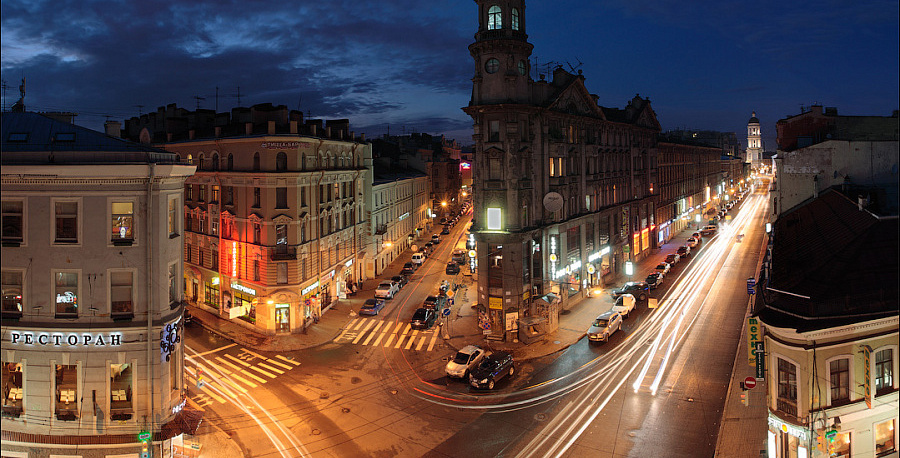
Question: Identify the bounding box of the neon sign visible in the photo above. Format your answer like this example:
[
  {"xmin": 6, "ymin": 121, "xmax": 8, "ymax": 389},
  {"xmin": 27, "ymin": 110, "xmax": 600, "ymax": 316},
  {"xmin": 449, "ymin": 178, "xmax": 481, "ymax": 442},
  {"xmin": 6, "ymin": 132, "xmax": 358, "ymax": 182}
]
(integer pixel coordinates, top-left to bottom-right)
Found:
[
  {"xmin": 10, "ymin": 331, "xmax": 122, "ymax": 347},
  {"xmin": 231, "ymin": 283, "xmax": 256, "ymax": 296}
]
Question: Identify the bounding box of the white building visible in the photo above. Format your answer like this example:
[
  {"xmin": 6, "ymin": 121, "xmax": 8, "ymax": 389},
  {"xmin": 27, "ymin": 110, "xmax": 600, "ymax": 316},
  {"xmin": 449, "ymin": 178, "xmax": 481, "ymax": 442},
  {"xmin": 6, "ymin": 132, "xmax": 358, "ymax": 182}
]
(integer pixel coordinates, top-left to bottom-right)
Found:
[
  {"xmin": 747, "ymin": 111, "xmax": 763, "ymax": 169},
  {"xmin": 1, "ymin": 111, "xmax": 197, "ymax": 457},
  {"xmin": 366, "ymin": 169, "xmax": 430, "ymax": 277}
]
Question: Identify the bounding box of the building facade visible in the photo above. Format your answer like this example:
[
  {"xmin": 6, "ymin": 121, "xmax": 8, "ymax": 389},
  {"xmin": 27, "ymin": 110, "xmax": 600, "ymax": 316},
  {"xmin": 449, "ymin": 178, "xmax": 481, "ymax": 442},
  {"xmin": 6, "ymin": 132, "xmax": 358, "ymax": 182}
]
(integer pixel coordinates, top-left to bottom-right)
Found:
[
  {"xmin": 463, "ymin": 0, "xmax": 659, "ymax": 341},
  {"xmin": 654, "ymin": 140, "xmax": 723, "ymax": 245},
  {"xmin": 367, "ymin": 171, "xmax": 430, "ymax": 277},
  {"xmin": 747, "ymin": 111, "xmax": 763, "ymax": 169},
  {"xmin": 2, "ymin": 111, "xmax": 197, "ymax": 457},
  {"xmin": 754, "ymin": 189, "xmax": 898, "ymax": 458}
]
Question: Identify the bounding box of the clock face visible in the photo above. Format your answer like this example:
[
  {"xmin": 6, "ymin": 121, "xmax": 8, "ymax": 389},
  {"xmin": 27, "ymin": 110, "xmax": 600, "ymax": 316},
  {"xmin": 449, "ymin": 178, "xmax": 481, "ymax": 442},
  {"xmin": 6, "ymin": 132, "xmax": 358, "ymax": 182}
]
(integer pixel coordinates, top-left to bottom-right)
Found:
[
  {"xmin": 518, "ymin": 60, "xmax": 527, "ymax": 75},
  {"xmin": 485, "ymin": 58, "xmax": 500, "ymax": 74}
]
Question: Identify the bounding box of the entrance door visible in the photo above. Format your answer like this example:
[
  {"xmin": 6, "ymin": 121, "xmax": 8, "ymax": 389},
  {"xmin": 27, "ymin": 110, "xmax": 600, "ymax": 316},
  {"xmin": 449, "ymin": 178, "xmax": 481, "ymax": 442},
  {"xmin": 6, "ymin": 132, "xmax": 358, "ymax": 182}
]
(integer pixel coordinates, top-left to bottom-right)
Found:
[
  {"xmin": 191, "ymin": 281, "xmax": 199, "ymax": 302},
  {"xmin": 275, "ymin": 305, "xmax": 290, "ymax": 333}
]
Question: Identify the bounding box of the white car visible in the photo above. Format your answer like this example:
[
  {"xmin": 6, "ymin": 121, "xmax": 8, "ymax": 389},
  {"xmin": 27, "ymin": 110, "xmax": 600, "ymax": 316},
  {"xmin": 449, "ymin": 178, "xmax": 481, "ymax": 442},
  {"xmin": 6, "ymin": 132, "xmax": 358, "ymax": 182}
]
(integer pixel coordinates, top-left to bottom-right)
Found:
[
  {"xmin": 611, "ymin": 294, "xmax": 636, "ymax": 318},
  {"xmin": 375, "ymin": 281, "xmax": 399, "ymax": 299},
  {"xmin": 654, "ymin": 262, "xmax": 671, "ymax": 276},
  {"xmin": 587, "ymin": 310, "xmax": 623, "ymax": 342},
  {"xmin": 686, "ymin": 237, "xmax": 699, "ymax": 248},
  {"xmin": 445, "ymin": 345, "xmax": 486, "ymax": 378}
]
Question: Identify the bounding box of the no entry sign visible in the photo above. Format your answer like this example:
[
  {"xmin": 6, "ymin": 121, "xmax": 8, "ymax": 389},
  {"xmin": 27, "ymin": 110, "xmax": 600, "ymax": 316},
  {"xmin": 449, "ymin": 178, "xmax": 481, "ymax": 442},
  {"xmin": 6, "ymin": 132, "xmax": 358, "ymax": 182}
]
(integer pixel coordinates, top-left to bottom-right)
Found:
[{"xmin": 744, "ymin": 376, "xmax": 757, "ymax": 389}]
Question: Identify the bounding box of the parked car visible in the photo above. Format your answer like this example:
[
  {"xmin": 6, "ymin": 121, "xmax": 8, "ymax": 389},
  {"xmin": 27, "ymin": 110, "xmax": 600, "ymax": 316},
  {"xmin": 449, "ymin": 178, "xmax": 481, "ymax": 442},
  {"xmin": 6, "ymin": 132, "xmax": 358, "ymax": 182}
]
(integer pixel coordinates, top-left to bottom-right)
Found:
[
  {"xmin": 445, "ymin": 345, "xmax": 486, "ymax": 379},
  {"xmin": 692, "ymin": 232, "xmax": 703, "ymax": 241},
  {"xmin": 452, "ymin": 249, "xmax": 467, "ymax": 264},
  {"xmin": 655, "ymin": 262, "xmax": 671, "ymax": 276},
  {"xmin": 423, "ymin": 295, "xmax": 447, "ymax": 310},
  {"xmin": 410, "ymin": 308, "xmax": 436, "ymax": 329},
  {"xmin": 431, "ymin": 234, "xmax": 441, "ymax": 244},
  {"xmin": 665, "ymin": 253, "xmax": 681, "ymax": 265},
  {"xmin": 441, "ymin": 226, "xmax": 451, "ymax": 235},
  {"xmin": 611, "ymin": 281, "xmax": 649, "ymax": 301},
  {"xmin": 424, "ymin": 241, "xmax": 434, "ymax": 251},
  {"xmin": 686, "ymin": 237, "xmax": 700, "ymax": 248},
  {"xmin": 587, "ymin": 310, "xmax": 623, "ymax": 343},
  {"xmin": 359, "ymin": 298, "xmax": 385, "ymax": 315},
  {"xmin": 446, "ymin": 262, "xmax": 461, "ymax": 275},
  {"xmin": 700, "ymin": 225, "xmax": 718, "ymax": 236},
  {"xmin": 677, "ymin": 245, "xmax": 690, "ymax": 257},
  {"xmin": 645, "ymin": 272, "xmax": 664, "ymax": 289},
  {"xmin": 375, "ymin": 281, "xmax": 399, "ymax": 299},
  {"xmin": 401, "ymin": 262, "xmax": 417, "ymax": 276},
  {"xmin": 469, "ymin": 351, "xmax": 515, "ymax": 390},
  {"xmin": 391, "ymin": 275, "xmax": 409, "ymax": 289},
  {"xmin": 183, "ymin": 308, "xmax": 193, "ymax": 326},
  {"xmin": 411, "ymin": 253, "xmax": 425, "ymax": 265},
  {"xmin": 612, "ymin": 294, "xmax": 636, "ymax": 318}
]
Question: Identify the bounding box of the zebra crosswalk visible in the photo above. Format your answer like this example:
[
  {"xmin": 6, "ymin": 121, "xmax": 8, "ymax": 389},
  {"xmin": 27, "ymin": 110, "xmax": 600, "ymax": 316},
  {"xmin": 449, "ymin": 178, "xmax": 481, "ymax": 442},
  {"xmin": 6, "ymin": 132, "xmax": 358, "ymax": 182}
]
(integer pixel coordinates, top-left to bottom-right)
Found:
[
  {"xmin": 333, "ymin": 317, "xmax": 442, "ymax": 352},
  {"xmin": 185, "ymin": 345, "xmax": 301, "ymax": 407}
]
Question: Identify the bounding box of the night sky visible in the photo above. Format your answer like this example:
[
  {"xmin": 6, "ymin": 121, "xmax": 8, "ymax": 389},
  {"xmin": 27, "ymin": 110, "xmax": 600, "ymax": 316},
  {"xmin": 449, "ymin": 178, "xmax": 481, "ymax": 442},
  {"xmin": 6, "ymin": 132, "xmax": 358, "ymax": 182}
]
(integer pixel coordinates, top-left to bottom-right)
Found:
[{"xmin": 2, "ymin": 0, "xmax": 898, "ymax": 149}]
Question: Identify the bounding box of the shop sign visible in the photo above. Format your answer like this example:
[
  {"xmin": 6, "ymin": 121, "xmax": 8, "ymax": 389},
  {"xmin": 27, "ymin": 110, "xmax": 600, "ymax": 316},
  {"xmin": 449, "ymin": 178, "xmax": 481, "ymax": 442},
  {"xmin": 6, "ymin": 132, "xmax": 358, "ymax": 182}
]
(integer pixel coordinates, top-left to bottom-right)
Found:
[
  {"xmin": 767, "ymin": 414, "xmax": 810, "ymax": 440},
  {"xmin": 231, "ymin": 282, "xmax": 256, "ymax": 296},
  {"xmin": 172, "ymin": 398, "xmax": 187, "ymax": 415},
  {"xmin": 861, "ymin": 344, "xmax": 873, "ymax": 409},
  {"xmin": 260, "ymin": 141, "xmax": 302, "ymax": 149},
  {"xmin": 505, "ymin": 312, "xmax": 518, "ymax": 331},
  {"xmin": 211, "ymin": 276, "xmax": 220, "ymax": 285},
  {"xmin": 301, "ymin": 281, "xmax": 320, "ymax": 296},
  {"xmin": 10, "ymin": 330, "xmax": 122, "ymax": 347},
  {"xmin": 748, "ymin": 317, "xmax": 762, "ymax": 366},
  {"xmin": 345, "ymin": 259, "xmax": 353, "ymax": 267},
  {"xmin": 489, "ymin": 296, "xmax": 503, "ymax": 310},
  {"xmin": 321, "ymin": 270, "xmax": 335, "ymax": 283}
]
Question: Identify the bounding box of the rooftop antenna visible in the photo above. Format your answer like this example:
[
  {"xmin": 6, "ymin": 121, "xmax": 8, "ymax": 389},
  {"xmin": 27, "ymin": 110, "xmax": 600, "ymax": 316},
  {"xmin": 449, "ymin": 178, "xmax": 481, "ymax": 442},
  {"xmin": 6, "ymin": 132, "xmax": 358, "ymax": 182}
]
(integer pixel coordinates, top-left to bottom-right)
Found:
[
  {"xmin": 192, "ymin": 95, "xmax": 206, "ymax": 110},
  {"xmin": 133, "ymin": 104, "xmax": 144, "ymax": 116},
  {"xmin": 565, "ymin": 57, "xmax": 583, "ymax": 74},
  {"xmin": 215, "ymin": 86, "xmax": 219, "ymax": 112},
  {"xmin": 232, "ymin": 86, "xmax": 242, "ymax": 107}
]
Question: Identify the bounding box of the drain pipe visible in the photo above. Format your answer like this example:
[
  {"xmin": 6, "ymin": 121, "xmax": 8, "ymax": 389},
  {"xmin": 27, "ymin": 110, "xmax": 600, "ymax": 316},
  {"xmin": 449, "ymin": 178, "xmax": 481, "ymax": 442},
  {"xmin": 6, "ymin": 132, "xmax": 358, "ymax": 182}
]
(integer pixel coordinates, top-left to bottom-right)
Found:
[{"xmin": 146, "ymin": 163, "xmax": 156, "ymax": 445}]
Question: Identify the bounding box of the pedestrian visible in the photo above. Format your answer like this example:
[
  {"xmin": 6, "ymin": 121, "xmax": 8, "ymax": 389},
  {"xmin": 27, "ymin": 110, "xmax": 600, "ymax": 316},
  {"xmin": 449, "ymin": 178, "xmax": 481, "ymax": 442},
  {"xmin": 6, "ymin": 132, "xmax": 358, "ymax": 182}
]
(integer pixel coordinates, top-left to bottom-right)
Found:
[{"xmin": 313, "ymin": 312, "xmax": 319, "ymax": 324}]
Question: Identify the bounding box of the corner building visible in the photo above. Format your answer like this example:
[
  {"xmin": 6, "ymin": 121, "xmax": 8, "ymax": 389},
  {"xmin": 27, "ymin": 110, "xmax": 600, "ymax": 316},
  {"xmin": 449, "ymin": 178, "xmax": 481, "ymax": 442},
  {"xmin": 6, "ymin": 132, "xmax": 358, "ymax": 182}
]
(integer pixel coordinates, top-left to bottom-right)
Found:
[
  {"xmin": 463, "ymin": 0, "xmax": 659, "ymax": 341},
  {"xmin": 1, "ymin": 112, "xmax": 196, "ymax": 457}
]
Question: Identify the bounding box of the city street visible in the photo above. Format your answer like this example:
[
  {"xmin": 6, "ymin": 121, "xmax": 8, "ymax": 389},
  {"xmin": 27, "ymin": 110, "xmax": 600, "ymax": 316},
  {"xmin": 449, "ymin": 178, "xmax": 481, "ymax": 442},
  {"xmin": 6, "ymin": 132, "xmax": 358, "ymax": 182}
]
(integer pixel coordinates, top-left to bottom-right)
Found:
[{"xmin": 182, "ymin": 187, "xmax": 771, "ymax": 457}]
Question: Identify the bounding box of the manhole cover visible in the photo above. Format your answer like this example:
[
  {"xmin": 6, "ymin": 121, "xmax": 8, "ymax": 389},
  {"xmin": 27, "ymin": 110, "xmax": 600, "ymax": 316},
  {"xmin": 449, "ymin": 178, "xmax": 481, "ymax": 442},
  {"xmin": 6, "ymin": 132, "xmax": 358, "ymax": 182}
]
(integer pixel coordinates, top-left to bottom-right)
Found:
[
  {"xmin": 311, "ymin": 428, "xmax": 321, "ymax": 435},
  {"xmin": 350, "ymin": 377, "xmax": 362, "ymax": 384},
  {"xmin": 553, "ymin": 340, "xmax": 561, "ymax": 344},
  {"xmin": 319, "ymin": 392, "xmax": 329, "ymax": 399},
  {"xmin": 534, "ymin": 413, "xmax": 547, "ymax": 421},
  {"xmin": 341, "ymin": 407, "xmax": 350, "ymax": 413}
]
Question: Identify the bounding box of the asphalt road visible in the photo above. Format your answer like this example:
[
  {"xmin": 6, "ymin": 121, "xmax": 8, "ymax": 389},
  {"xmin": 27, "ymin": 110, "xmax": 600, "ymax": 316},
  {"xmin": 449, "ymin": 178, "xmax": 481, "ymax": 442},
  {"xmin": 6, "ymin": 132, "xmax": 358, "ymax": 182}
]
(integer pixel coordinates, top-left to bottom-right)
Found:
[{"xmin": 183, "ymin": 189, "xmax": 770, "ymax": 457}]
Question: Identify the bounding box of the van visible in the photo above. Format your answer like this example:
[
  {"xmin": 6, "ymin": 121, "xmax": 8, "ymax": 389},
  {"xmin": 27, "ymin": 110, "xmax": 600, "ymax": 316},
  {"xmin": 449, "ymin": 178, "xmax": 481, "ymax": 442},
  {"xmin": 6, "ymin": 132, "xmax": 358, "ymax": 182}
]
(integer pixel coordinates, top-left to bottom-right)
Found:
[{"xmin": 412, "ymin": 253, "xmax": 425, "ymax": 265}]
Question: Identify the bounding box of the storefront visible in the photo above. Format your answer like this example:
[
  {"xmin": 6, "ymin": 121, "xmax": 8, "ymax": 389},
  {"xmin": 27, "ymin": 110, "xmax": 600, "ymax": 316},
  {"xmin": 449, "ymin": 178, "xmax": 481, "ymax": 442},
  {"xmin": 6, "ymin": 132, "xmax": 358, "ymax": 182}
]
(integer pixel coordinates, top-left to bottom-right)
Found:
[
  {"xmin": 275, "ymin": 303, "xmax": 290, "ymax": 333},
  {"xmin": 300, "ymin": 280, "xmax": 320, "ymax": 328},
  {"xmin": 766, "ymin": 414, "xmax": 811, "ymax": 458}
]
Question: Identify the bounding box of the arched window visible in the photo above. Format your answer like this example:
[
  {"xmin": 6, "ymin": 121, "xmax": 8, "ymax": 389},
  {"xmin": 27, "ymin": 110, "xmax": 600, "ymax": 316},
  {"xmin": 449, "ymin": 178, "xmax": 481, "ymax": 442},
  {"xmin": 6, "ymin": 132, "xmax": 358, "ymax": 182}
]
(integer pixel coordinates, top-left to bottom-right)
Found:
[
  {"xmin": 488, "ymin": 5, "xmax": 502, "ymax": 30},
  {"xmin": 253, "ymin": 152, "xmax": 261, "ymax": 171},
  {"xmin": 212, "ymin": 153, "xmax": 219, "ymax": 170},
  {"xmin": 227, "ymin": 153, "xmax": 234, "ymax": 170},
  {"xmin": 276, "ymin": 151, "xmax": 288, "ymax": 171},
  {"xmin": 511, "ymin": 8, "xmax": 520, "ymax": 30},
  {"xmin": 197, "ymin": 153, "xmax": 205, "ymax": 169}
]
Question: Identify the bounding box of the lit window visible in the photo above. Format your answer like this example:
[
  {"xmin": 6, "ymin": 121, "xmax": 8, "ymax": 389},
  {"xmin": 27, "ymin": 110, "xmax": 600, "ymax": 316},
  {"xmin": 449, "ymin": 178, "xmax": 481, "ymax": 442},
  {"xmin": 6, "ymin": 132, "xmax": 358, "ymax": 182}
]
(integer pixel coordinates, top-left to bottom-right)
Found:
[
  {"xmin": 1, "ymin": 270, "xmax": 24, "ymax": 317},
  {"xmin": 876, "ymin": 348, "xmax": 894, "ymax": 394},
  {"xmin": 511, "ymin": 8, "xmax": 520, "ymax": 30},
  {"xmin": 55, "ymin": 364, "xmax": 78, "ymax": 420},
  {"xmin": 875, "ymin": 419, "xmax": 896, "ymax": 455},
  {"xmin": 487, "ymin": 208, "xmax": 501, "ymax": 230},
  {"xmin": 111, "ymin": 202, "xmax": 134, "ymax": 241},
  {"xmin": 487, "ymin": 5, "xmax": 502, "ymax": 30},
  {"xmin": 54, "ymin": 271, "xmax": 79, "ymax": 317},
  {"xmin": 168, "ymin": 197, "xmax": 179, "ymax": 236}
]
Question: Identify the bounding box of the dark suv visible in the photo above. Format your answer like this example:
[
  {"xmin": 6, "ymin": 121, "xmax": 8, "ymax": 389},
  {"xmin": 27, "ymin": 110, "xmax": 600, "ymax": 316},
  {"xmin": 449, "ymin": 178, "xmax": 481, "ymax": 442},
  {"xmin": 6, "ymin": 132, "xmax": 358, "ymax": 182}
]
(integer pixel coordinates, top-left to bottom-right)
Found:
[
  {"xmin": 611, "ymin": 281, "xmax": 650, "ymax": 301},
  {"xmin": 401, "ymin": 262, "xmax": 416, "ymax": 276}
]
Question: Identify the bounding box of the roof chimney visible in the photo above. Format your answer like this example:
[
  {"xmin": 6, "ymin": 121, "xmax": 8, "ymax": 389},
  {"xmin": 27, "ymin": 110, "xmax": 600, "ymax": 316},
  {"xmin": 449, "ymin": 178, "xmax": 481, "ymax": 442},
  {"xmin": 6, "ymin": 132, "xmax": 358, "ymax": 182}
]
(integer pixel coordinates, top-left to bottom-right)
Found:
[
  {"xmin": 268, "ymin": 120, "xmax": 276, "ymax": 135},
  {"xmin": 104, "ymin": 120, "xmax": 122, "ymax": 138}
]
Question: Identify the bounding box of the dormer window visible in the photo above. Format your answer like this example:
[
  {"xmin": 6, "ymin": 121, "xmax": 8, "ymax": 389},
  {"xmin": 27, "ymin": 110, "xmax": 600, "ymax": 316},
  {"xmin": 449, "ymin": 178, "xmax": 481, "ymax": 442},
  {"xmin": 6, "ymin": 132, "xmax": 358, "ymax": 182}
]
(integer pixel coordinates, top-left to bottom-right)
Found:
[
  {"xmin": 488, "ymin": 5, "xmax": 502, "ymax": 30},
  {"xmin": 511, "ymin": 8, "xmax": 520, "ymax": 30}
]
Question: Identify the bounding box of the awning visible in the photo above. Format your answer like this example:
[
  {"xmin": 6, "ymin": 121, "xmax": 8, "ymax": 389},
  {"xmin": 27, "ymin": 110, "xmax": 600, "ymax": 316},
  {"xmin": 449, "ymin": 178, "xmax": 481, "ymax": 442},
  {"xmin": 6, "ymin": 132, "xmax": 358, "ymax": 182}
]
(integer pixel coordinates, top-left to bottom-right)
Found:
[{"xmin": 160, "ymin": 399, "xmax": 204, "ymax": 440}]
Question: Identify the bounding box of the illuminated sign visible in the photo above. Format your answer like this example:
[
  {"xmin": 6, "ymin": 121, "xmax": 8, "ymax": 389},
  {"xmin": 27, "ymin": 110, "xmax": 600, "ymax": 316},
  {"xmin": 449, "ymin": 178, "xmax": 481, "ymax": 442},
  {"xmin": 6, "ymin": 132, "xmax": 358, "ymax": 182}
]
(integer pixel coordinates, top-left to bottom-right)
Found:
[
  {"xmin": 56, "ymin": 291, "xmax": 77, "ymax": 304},
  {"xmin": 302, "ymin": 281, "xmax": 320, "ymax": 295},
  {"xmin": 486, "ymin": 208, "xmax": 501, "ymax": 230},
  {"xmin": 231, "ymin": 283, "xmax": 256, "ymax": 296},
  {"xmin": 172, "ymin": 398, "xmax": 187, "ymax": 415},
  {"xmin": 211, "ymin": 277, "xmax": 220, "ymax": 285},
  {"xmin": 747, "ymin": 317, "xmax": 762, "ymax": 366},
  {"xmin": 398, "ymin": 212, "xmax": 409, "ymax": 221},
  {"xmin": 260, "ymin": 141, "xmax": 303, "ymax": 149},
  {"xmin": 489, "ymin": 296, "xmax": 503, "ymax": 310},
  {"xmin": 460, "ymin": 162, "xmax": 471, "ymax": 169},
  {"xmin": 861, "ymin": 344, "xmax": 873, "ymax": 409},
  {"xmin": 10, "ymin": 331, "xmax": 122, "ymax": 347},
  {"xmin": 767, "ymin": 414, "xmax": 810, "ymax": 440},
  {"xmin": 600, "ymin": 246, "xmax": 610, "ymax": 256},
  {"xmin": 345, "ymin": 259, "xmax": 354, "ymax": 267}
]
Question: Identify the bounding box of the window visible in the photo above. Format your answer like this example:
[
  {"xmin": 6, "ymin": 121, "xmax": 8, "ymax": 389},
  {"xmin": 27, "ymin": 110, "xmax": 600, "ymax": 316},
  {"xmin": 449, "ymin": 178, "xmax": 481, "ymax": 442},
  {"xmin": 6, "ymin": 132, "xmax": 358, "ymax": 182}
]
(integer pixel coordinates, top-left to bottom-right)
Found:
[
  {"xmin": 489, "ymin": 120, "xmax": 500, "ymax": 141},
  {"xmin": 253, "ymin": 222, "xmax": 261, "ymax": 244},
  {"xmin": 829, "ymin": 358, "xmax": 850, "ymax": 405},
  {"xmin": 55, "ymin": 364, "xmax": 78, "ymax": 420},
  {"xmin": 1, "ymin": 200, "xmax": 24, "ymax": 243},
  {"xmin": 875, "ymin": 419, "xmax": 896, "ymax": 456},
  {"xmin": 211, "ymin": 185, "xmax": 219, "ymax": 203},
  {"xmin": 776, "ymin": 358, "xmax": 797, "ymax": 416},
  {"xmin": 277, "ymin": 262, "xmax": 288, "ymax": 284},
  {"xmin": 1, "ymin": 270, "xmax": 24, "ymax": 317},
  {"xmin": 227, "ymin": 153, "xmax": 234, "ymax": 170},
  {"xmin": 487, "ymin": 5, "xmax": 502, "ymax": 30},
  {"xmin": 224, "ymin": 186, "xmax": 233, "ymax": 205},
  {"xmin": 168, "ymin": 263, "xmax": 178, "ymax": 306},
  {"xmin": 550, "ymin": 157, "xmax": 564, "ymax": 177},
  {"xmin": 253, "ymin": 188, "xmax": 261, "ymax": 207},
  {"xmin": 253, "ymin": 152, "xmax": 261, "ymax": 171},
  {"xmin": 876, "ymin": 348, "xmax": 894, "ymax": 394},
  {"xmin": 185, "ymin": 184, "xmax": 193, "ymax": 201},
  {"xmin": 199, "ymin": 185, "xmax": 207, "ymax": 202},
  {"xmin": 300, "ymin": 187, "xmax": 307, "ymax": 207},
  {"xmin": 8, "ymin": 132, "xmax": 28, "ymax": 142},
  {"xmin": 54, "ymin": 271, "xmax": 79, "ymax": 317},
  {"xmin": 276, "ymin": 152, "xmax": 288, "ymax": 171},
  {"xmin": 2, "ymin": 361, "xmax": 23, "ymax": 416},
  {"xmin": 211, "ymin": 219, "xmax": 218, "ymax": 236},
  {"xmin": 254, "ymin": 255, "xmax": 261, "ymax": 282},
  {"xmin": 166, "ymin": 198, "xmax": 178, "ymax": 237},
  {"xmin": 485, "ymin": 58, "xmax": 500, "ymax": 75},
  {"xmin": 489, "ymin": 157, "xmax": 502, "ymax": 180},
  {"xmin": 276, "ymin": 188, "xmax": 288, "ymax": 208},
  {"xmin": 487, "ymin": 208, "xmax": 501, "ymax": 230},
  {"xmin": 54, "ymin": 201, "xmax": 78, "ymax": 243},
  {"xmin": 276, "ymin": 224, "xmax": 287, "ymax": 245},
  {"xmin": 109, "ymin": 270, "xmax": 134, "ymax": 317},
  {"xmin": 212, "ymin": 153, "xmax": 219, "ymax": 171},
  {"xmin": 110, "ymin": 363, "xmax": 133, "ymax": 416},
  {"xmin": 110, "ymin": 201, "xmax": 134, "ymax": 242},
  {"xmin": 511, "ymin": 7, "xmax": 520, "ymax": 30}
]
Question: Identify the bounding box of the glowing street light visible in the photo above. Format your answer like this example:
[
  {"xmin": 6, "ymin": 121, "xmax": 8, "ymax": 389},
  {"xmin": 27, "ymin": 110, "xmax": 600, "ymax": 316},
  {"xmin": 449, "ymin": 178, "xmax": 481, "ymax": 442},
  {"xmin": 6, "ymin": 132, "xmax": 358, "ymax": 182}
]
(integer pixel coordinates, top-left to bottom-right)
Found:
[{"xmin": 441, "ymin": 201, "xmax": 447, "ymax": 207}]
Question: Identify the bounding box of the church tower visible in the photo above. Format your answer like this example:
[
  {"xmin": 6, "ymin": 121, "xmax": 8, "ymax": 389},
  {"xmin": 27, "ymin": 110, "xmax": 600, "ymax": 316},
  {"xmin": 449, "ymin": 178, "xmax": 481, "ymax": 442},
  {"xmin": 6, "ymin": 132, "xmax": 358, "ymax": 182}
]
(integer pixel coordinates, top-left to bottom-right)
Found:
[
  {"xmin": 747, "ymin": 111, "xmax": 762, "ymax": 169},
  {"xmin": 468, "ymin": 0, "xmax": 533, "ymax": 105}
]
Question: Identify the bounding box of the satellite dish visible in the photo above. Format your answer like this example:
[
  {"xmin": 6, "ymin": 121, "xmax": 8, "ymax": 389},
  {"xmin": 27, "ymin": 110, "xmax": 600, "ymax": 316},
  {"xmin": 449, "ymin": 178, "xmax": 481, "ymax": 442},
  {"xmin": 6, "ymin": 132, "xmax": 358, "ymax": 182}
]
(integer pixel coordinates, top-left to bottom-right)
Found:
[{"xmin": 543, "ymin": 192, "xmax": 564, "ymax": 213}]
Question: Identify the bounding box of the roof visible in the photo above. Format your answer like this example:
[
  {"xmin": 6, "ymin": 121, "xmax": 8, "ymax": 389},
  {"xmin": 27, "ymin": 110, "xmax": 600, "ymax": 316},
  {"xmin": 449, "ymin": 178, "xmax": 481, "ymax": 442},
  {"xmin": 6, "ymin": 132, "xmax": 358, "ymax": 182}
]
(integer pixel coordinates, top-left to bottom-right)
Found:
[
  {"xmin": 748, "ymin": 112, "xmax": 759, "ymax": 124},
  {"xmin": 1, "ymin": 111, "xmax": 177, "ymax": 165},
  {"xmin": 755, "ymin": 188, "xmax": 898, "ymax": 331}
]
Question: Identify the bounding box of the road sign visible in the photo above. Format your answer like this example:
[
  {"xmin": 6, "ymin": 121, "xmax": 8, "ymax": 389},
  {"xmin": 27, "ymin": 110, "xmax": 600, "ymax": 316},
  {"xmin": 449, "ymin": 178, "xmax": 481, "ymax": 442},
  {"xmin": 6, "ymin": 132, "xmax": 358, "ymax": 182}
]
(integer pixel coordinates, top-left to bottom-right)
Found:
[
  {"xmin": 744, "ymin": 376, "xmax": 757, "ymax": 389},
  {"xmin": 483, "ymin": 329, "xmax": 491, "ymax": 335},
  {"xmin": 442, "ymin": 308, "xmax": 451, "ymax": 317},
  {"xmin": 755, "ymin": 342, "xmax": 765, "ymax": 379},
  {"xmin": 747, "ymin": 277, "xmax": 756, "ymax": 295}
]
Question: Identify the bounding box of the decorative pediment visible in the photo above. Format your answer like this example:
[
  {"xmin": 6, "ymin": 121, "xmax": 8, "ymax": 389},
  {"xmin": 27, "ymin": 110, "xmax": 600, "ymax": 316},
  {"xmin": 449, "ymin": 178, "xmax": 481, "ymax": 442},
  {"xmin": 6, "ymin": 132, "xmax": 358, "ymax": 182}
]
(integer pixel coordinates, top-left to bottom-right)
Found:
[
  {"xmin": 635, "ymin": 104, "xmax": 661, "ymax": 131},
  {"xmin": 273, "ymin": 214, "xmax": 293, "ymax": 224},
  {"xmin": 220, "ymin": 209, "xmax": 235, "ymax": 220},
  {"xmin": 484, "ymin": 146, "xmax": 505, "ymax": 158},
  {"xmin": 548, "ymin": 81, "xmax": 604, "ymax": 118},
  {"xmin": 248, "ymin": 213, "xmax": 263, "ymax": 223}
]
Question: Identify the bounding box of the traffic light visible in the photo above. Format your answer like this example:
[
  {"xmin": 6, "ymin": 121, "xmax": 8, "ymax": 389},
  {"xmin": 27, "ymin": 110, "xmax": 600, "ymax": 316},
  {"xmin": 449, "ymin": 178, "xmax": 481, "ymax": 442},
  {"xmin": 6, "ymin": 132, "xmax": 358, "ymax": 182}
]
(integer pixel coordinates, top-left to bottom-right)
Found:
[
  {"xmin": 826, "ymin": 429, "xmax": 838, "ymax": 454},
  {"xmin": 138, "ymin": 431, "xmax": 151, "ymax": 458},
  {"xmin": 740, "ymin": 389, "xmax": 749, "ymax": 406},
  {"xmin": 816, "ymin": 433, "xmax": 826, "ymax": 452}
]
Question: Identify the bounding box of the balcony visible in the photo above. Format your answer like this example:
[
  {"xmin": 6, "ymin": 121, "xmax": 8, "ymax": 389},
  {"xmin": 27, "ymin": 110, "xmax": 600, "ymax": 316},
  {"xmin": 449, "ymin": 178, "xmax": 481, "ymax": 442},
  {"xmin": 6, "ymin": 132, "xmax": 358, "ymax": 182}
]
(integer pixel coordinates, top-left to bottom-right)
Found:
[
  {"xmin": 776, "ymin": 398, "xmax": 798, "ymax": 417},
  {"xmin": 270, "ymin": 245, "xmax": 297, "ymax": 260},
  {"xmin": 374, "ymin": 224, "xmax": 388, "ymax": 235}
]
